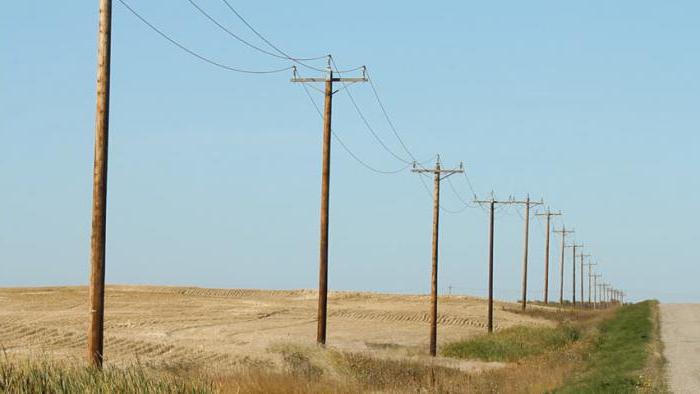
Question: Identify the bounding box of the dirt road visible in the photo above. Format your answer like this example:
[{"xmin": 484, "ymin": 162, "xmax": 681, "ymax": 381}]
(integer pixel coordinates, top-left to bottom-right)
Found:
[
  {"xmin": 0, "ymin": 286, "xmax": 551, "ymax": 370},
  {"xmin": 661, "ymin": 304, "xmax": 700, "ymax": 393}
]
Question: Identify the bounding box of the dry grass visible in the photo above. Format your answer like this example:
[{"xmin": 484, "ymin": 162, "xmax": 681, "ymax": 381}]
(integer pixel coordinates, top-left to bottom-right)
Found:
[
  {"xmin": 639, "ymin": 301, "xmax": 669, "ymax": 393},
  {"xmin": 0, "ymin": 355, "xmax": 213, "ymax": 393}
]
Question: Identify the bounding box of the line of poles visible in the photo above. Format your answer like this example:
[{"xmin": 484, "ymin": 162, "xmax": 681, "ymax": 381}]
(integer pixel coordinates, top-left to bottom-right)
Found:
[{"xmin": 85, "ymin": 0, "xmax": 625, "ymax": 367}]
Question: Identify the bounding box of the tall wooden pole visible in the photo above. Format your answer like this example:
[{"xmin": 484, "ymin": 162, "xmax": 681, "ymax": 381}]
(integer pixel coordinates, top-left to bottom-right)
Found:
[
  {"xmin": 560, "ymin": 228, "xmax": 565, "ymax": 304},
  {"xmin": 487, "ymin": 200, "xmax": 495, "ymax": 333},
  {"xmin": 554, "ymin": 226, "xmax": 573, "ymax": 305},
  {"xmin": 88, "ymin": 0, "xmax": 112, "ymax": 369},
  {"xmin": 291, "ymin": 60, "xmax": 366, "ymax": 346},
  {"xmin": 580, "ymin": 254, "xmax": 584, "ymax": 306},
  {"xmin": 543, "ymin": 214, "xmax": 551, "ymax": 303},
  {"xmin": 316, "ymin": 72, "xmax": 333, "ymax": 345},
  {"xmin": 429, "ymin": 163, "xmax": 440, "ymax": 356},
  {"xmin": 593, "ymin": 275, "xmax": 599, "ymax": 309},
  {"xmin": 571, "ymin": 245, "xmax": 577, "ymax": 306},
  {"xmin": 413, "ymin": 158, "xmax": 462, "ymax": 355},
  {"xmin": 520, "ymin": 196, "xmax": 530, "ymax": 310}
]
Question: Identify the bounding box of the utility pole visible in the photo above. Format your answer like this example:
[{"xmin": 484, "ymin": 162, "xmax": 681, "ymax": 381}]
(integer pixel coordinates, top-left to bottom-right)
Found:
[
  {"xmin": 593, "ymin": 274, "xmax": 602, "ymax": 309},
  {"xmin": 553, "ymin": 227, "xmax": 574, "ymax": 305},
  {"xmin": 602, "ymin": 284, "xmax": 609, "ymax": 306},
  {"xmin": 584, "ymin": 261, "xmax": 598, "ymax": 307},
  {"xmin": 578, "ymin": 253, "xmax": 590, "ymax": 306},
  {"xmin": 535, "ymin": 209, "xmax": 561, "ymax": 304},
  {"xmin": 291, "ymin": 57, "xmax": 367, "ymax": 346},
  {"xmin": 564, "ymin": 243, "xmax": 584, "ymax": 307},
  {"xmin": 510, "ymin": 196, "xmax": 543, "ymax": 310},
  {"xmin": 474, "ymin": 195, "xmax": 514, "ymax": 333},
  {"xmin": 88, "ymin": 0, "xmax": 112, "ymax": 369},
  {"xmin": 412, "ymin": 157, "xmax": 464, "ymax": 356}
]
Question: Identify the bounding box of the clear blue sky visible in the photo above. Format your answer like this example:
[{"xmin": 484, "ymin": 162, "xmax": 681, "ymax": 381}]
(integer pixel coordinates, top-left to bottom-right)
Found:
[{"xmin": 1, "ymin": 1, "xmax": 698, "ymax": 302}]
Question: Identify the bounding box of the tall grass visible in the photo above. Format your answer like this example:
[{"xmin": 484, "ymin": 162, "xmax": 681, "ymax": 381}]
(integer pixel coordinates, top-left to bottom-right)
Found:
[
  {"xmin": 442, "ymin": 325, "xmax": 580, "ymax": 362},
  {"xmin": 0, "ymin": 357, "xmax": 212, "ymax": 393}
]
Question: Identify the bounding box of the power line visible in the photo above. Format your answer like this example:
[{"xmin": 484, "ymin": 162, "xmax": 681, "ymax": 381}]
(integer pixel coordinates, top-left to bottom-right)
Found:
[
  {"xmin": 446, "ymin": 177, "xmax": 480, "ymax": 210},
  {"xmin": 218, "ymin": 0, "xmax": 365, "ymax": 74},
  {"xmin": 366, "ymin": 70, "xmax": 421, "ymax": 163},
  {"xmin": 330, "ymin": 59, "xmax": 413, "ymax": 165},
  {"xmin": 220, "ymin": 0, "xmax": 328, "ymax": 63},
  {"xmin": 299, "ymin": 82, "xmax": 411, "ymax": 174},
  {"xmin": 187, "ymin": 0, "xmax": 328, "ymax": 73},
  {"xmin": 117, "ymin": 0, "xmax": 294, "ymax": 74},
  {"xmin": 417, "ymin": 174, "xmax": 468, "ymax": 214}
]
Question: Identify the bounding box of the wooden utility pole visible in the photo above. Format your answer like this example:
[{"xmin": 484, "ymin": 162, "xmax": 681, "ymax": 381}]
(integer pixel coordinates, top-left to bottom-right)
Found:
[
  {"xmin": 553, "ymin": 227, "xmax": 574, "ymax": 305},
  {"xmin": 593, "ymin": 274, "xmax": 602, "ymax": 309},
  {"xmin": 602, "ymin": 283, "xmax": 609, "ymax": 306},
  {"xmin": 578, "ymin": 253, "xmax": 590, "ymax": 306},
  {"xmin": 510, "ymin": 196, "xmax": 543, "ymax": 310},
  {"xmin": 474, "ymin": 195, "xmax": 514, "ymax": 332},
  {"xmin": 412, "ymin": 157, "xmax": 464, "ymax": 356},
  {"xmin": 291, "ymin": 57, "xmax": 367, "ymax": 346},
  {"xmin": 88, "ymin": 0, "xmax": 113, "ymax": 369},
  {"xmin": 564, "ymin": 243, "xmax": 583, "ymax": 307},
  {"xmin": 584, "ymin": 261, "xmax": 598, "ymax": 307},
  {"xmin": 535, "ymin": 209, "xmax": 561, "ymax": 304}
]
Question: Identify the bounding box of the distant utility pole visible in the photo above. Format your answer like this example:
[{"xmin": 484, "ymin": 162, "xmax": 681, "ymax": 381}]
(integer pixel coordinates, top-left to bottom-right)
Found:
[
  {"xmin": 510, "ymin": 196, "xmax": 543, "ymax": 310},
  {"xmin": 535, "ymin": 209, "xmax": 561, "ymax": 304},
  {"xmin": 474, "ymin": 194, "xmax": 514, "ymax": 333},
  {"xmin": 578, "ymin": 253, "xmax": 590, "ymax": 306},
  {"xmin": 88, "ymin": 0, "xmax": 113, "ymax": 369},
  {"xmin": 584, "ymin": 261, "xmax": 598, "ymax": 306},
  {"xmin": 565, "ymin": 243, "xmax": 584, "ymax": 307},
  {"xmin": 291, "ymin": 57, "xmax": 367, "ymax": 346},
  {"xmin": 412, "ymin": 156, "xmax": 464, "ymax": 356},
  {"xmin": 593, "ymin": 274, "xmax": 602, "ymax": 309},
  {"xmin": 553, "ymin": 227, "xmax": 575, "ymax": 305},
  {"xmin": 602, "ymin": 284, "xmax": 609, "ymax": 306}
]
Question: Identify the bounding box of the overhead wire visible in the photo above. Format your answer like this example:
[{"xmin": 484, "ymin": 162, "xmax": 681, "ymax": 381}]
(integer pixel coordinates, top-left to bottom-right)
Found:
[
  {"xmin": 446, "ymin": 177, "xmax": 481, "ymax": 209},
  {"xmin": 188, "ymin": 0, "xmax": 329, "ymax": 73},
  {"xmin": 330, "ymin": 59, "xmax": 414, "ymax": 165},
  {"xmin": 117, "ymin": 0, "xmax": 293, "ymax": 74},
  {"xmin": 366, "ymin": 70, "xmax": 422, "ymax": 163},
  {"xmin": 298, "ymin": 82, "xmax": 410, "ymax": 174},
  {"xmin": 417, "ymin": 173, "xmax": 469, "ymax": 214},
  {"xmin": 220, "ymin": 0, "xmax": 328, "ymax": 63},
  {"xmin": 218, "ymin": 0, "xmax": 369, "ymax": 74}
]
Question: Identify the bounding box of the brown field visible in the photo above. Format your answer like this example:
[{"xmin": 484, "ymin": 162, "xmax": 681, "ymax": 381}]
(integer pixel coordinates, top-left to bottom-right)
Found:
[{"xmin": 0, "ymin": 285, "xmax": 553, "ymax": 373}]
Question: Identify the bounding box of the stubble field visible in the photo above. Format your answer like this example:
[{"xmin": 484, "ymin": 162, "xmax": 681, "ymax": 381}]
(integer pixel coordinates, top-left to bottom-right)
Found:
[{"xmin": 0, "ymin": 285, "xmax": 552, "ymax": 372}]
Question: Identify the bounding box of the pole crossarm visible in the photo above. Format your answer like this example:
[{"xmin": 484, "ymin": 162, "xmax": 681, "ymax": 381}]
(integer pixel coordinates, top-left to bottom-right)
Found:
[
  {"xmin": 509, "ymin": 198, "xmax": 544, "ymax": 207},
  {"xmin": 290, "ymin": 61, "xmax": 368, "ymax": 88},
  {"xmin": 535, "ymin": 209, "xmax": 562, "ymax": 218}
]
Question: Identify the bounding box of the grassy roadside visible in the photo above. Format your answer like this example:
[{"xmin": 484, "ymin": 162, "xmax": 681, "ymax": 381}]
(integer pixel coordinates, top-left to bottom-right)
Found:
[
  {"xmin": 556, "ymin": 300, "xmax": 668, "ymax": 393},
  {"xmin": 440, "ymin": 302, "xmax": 666, "ymax": 393}
]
